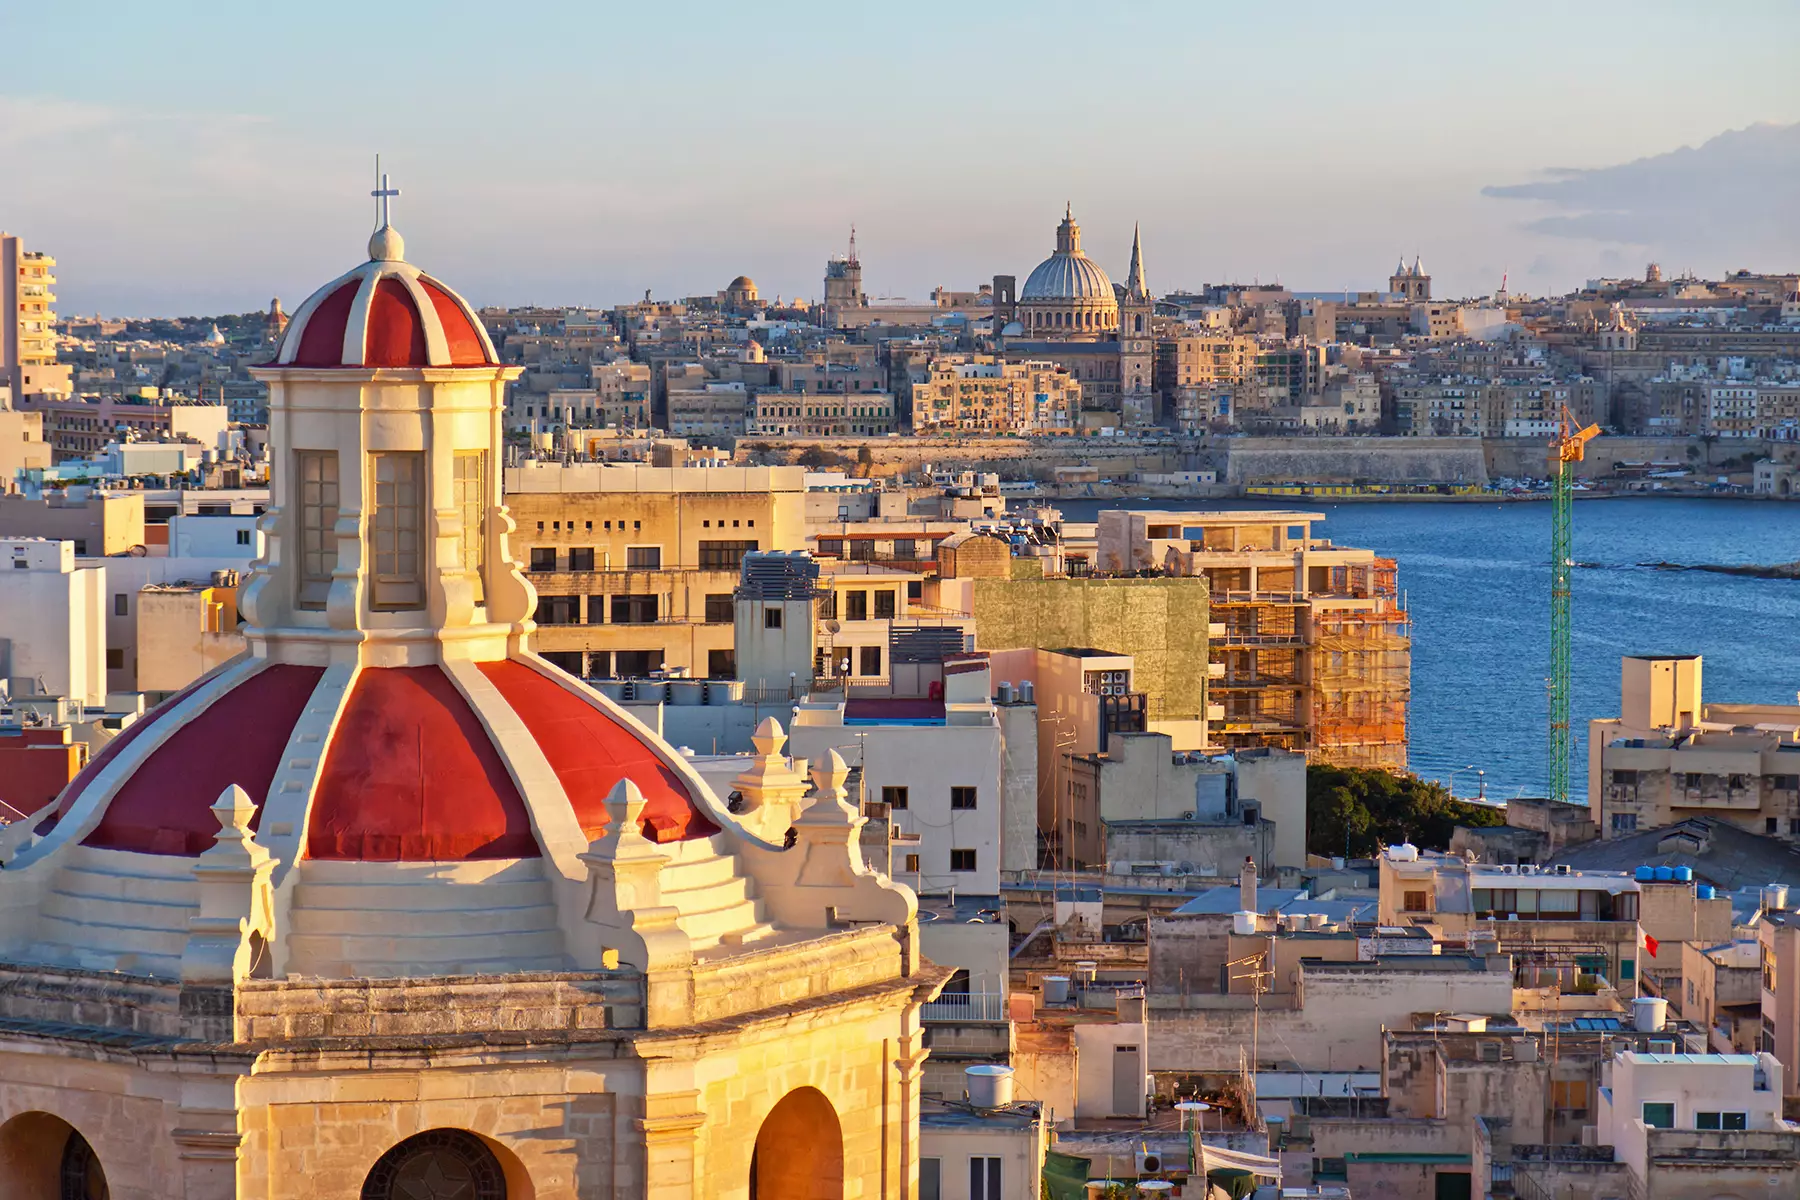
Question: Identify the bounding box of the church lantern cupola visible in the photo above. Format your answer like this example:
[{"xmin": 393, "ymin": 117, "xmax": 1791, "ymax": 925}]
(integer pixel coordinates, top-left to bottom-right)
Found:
[{"xmin": 246, "ymin": 170, "xmax": 532, "ymax": 667}]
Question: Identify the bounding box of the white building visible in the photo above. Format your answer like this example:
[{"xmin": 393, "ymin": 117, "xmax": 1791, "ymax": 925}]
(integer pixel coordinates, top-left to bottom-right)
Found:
[
  {"xmin": 788, "ymin": 656, "xmax": 1007, "ymax": 897},
  {"xmin": 0, "ymin": 538, "xmax": 105, "ymax": 706},
  {"xmin": 1595, "ymin": 1048, "xmax": 1794, "ymax": 1195},
  {"xmin": 918, "ymin": 1077, "xmax": 1049, "ymax": 1200}
]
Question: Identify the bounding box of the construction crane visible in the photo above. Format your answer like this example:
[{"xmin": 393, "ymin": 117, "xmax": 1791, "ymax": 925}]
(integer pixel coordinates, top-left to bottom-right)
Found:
[{"xmin": 1548, "ymin": 407, "xmax": 1600, "ymax": 805}]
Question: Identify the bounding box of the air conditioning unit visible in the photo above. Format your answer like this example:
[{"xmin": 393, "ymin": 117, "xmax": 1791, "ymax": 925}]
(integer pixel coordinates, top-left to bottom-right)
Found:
[{"xmin": 1135, "ymin": 1152, "xmax": 1163, "ymax": 1175}]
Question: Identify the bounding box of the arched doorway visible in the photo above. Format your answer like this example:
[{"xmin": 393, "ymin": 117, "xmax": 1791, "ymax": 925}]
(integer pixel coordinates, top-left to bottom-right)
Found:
[
  {"xmin": 0, "ymin": 1112, "xmax": 110, "ymax": 1199},
  {"xmin": 361, "ymin": 1129, "xmax": 506, "ymax": 1200},
  {"xmin": 750, "ymin": 1087, "xmax": 843, "ymax": 1200}
]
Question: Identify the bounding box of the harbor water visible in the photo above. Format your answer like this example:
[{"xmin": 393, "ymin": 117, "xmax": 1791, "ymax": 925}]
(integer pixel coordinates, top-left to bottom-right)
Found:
[{"xmin": 1051, "ymin": 497, "xmax": 1800, "ymax": 803}]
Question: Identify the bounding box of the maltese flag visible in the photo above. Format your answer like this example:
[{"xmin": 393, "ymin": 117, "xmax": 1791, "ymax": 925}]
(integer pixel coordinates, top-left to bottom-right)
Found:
[{"xmin": 1641, "ymin": 928, "xmax": 1659, "ymax": 959}]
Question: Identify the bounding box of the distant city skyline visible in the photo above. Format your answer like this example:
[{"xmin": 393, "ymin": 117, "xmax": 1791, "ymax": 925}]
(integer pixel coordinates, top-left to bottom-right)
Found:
[{"xmin": 4, "ymin": 1, "xmax": 1798, "ymax": 316}]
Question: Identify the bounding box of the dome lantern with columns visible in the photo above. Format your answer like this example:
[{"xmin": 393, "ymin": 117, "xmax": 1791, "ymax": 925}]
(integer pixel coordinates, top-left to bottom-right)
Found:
[
  {"xmin": 0, "ymin": 192, "xmax": 939, "ymax": 1200},
  {"xmin": 1017, "ymin": 204, "xmax": 1119, "ymax": 337}
]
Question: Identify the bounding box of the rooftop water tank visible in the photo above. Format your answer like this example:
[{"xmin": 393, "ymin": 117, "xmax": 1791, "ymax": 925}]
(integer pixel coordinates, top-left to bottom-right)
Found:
[
  {"xmin": 965, "ymin": 1064, "xmax": 1014, "ymax": 1109},
  {"xmin": 1697, "ymin": 884, "xmax": 1715, "ymax": 900},
  {"xmin": 1632, "ymin": 996, "xmax": 1669, "ymax": 1033},
  {"xmin": 1020, "ymin": 680, "xmax": 1036, "ymax": 703},
  {"xmin": 1232, "ymin": 911, "xmax": 1258, "ymax": 936},
  {"xmin": 1042, "ymin": 976, "xmax": 1071, "ymax": 1005},
  {"xmin": 998, "ymin": 682, "xmax": 1016, "ymax": 704},
  {"xmin": 1653, "ymin": 866, "xmax": 1674, "ymax": 882},
  {"xmin": 1634, "ymin": 866, "xmax": 1656, "ymax": 882},
  {"xmin": 1387, "ymin": 843, "xmax": 1419, "ymax": 863},
  {"xmin": 1764, "ymin": 884, "xmax": 1790, "ymax": 912}
]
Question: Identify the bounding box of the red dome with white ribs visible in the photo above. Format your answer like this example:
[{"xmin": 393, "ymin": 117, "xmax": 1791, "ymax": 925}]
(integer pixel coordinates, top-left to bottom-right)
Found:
[
  {"xmin": 273, "ymin": 228, "xmax": 497, "ymax": 369},
  {"xmin": 30, "ymin": 656, "xmax": 720, "ymax": 862}
]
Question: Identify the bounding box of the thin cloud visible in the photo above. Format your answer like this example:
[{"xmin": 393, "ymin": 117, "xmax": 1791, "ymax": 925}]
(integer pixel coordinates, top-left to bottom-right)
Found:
[{"xmin": 1483, "ymin": 122, "xmax": 1800, "ymax": 268}]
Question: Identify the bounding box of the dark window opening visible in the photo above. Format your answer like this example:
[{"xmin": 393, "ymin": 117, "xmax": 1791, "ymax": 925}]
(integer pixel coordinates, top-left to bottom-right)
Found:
[{"xmin": 610, "ymin": 595, "xmax": 660, "ymax": 625}]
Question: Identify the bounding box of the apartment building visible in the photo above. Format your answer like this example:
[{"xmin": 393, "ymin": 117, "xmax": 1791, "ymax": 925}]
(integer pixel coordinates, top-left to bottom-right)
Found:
[
  {"xmin": 908, "ymin": 357, "xmax": 1081, "ymax": 433},
  {"xmin": 666, "ymin": 379, "xmax": 748, "ymax": 440},
  {"xmin": 503, "ymin": 461, "xmax": 807, "ymax": 679},
  {"xmin": 747, "ymin": 390, "xmax": 897, "ymax": 437},
  {"xmin": 1096, "ymin": 509, "xmax": 1410, "ymax": 769},
  {"xmin": 1590, "ymin": 655, "xmax": 1800, "ymax": 844},
  {"xmin": 1379, "ymin": 846, "xmax": 1645, "ymax": 993},
  {"xmin": 0, "ymin": 538, "xmax": 106, "ymax": 707},
  {"xmin": 1, "ymin": 233, "xmax": 72, "ymax": 400},
  {"xmin": 11, "ymin": 396, "xmax": 228, "ymax": 461}
]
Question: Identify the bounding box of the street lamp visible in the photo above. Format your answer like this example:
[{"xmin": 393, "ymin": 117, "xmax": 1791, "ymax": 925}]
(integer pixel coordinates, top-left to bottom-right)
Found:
[{"xmin": 1446, "ymin": 765, "xmax": 1478, "ymax": 799}]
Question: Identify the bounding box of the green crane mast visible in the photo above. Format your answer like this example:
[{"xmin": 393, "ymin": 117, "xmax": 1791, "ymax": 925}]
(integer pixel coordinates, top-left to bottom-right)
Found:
[{"xmin": 1549, "ymin": 410, "xmax": 1599, "ymax": 806}]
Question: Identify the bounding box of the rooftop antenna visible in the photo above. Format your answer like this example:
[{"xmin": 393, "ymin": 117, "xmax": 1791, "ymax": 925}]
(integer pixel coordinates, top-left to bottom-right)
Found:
[{"xmin": 371, "ymin": 155, "xmax": 401, "ymax": 229}]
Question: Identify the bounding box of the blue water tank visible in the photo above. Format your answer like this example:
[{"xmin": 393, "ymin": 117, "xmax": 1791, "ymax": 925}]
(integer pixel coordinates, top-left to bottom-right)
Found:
[
  {"xmin": 1697, "ymin": 884, "xmax": 1715, "ymax": 900},
  {"xmin": 1635, "ymin": 866, "xmax": 1655, "ymax": 882},
  {"xmin": 1674, "ymin": 866, "xmax": 1693, "ymax": 882},
  {"xmin": 1654, "ymin": 866, "xmax": 1675, "ymax": 882}
]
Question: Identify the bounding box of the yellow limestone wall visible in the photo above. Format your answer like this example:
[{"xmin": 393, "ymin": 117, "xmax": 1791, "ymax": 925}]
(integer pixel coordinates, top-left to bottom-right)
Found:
[{"xmin": 969, "ymin": 576, "xmax": 1210, "ymax": 721}]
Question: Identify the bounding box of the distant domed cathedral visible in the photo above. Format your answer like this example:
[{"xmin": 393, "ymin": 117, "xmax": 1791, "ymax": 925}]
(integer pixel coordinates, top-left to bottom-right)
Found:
[
  {"xmin": 995, "ymin": 207, "xmax": 1157, "ymax": 418},
  {"xmin": 0, "ymin": 197, "xmax": 940, "ymax": 1198}
]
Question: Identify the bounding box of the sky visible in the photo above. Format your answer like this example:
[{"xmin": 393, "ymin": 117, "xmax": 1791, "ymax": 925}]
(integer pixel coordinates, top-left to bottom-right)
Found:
[{"xmin": 4, "ymin": 1, "xmax": 1798, "ymax": 316}]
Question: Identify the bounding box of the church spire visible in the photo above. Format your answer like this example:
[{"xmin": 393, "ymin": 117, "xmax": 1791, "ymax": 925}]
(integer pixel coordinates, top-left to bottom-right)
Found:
[{"xmin": 1126, "ymin": 222, "xmax": 1149, "ymax": 300}]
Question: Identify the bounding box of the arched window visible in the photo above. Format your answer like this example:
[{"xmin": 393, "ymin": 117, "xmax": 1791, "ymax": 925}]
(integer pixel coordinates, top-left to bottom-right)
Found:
[
  {"xmin": 751, "ymin": 1088, "xmax": 843, "ymax": 1200},
  {"xmin": 362, "ymin": 1130, "xmax": 507, "ymax": 1200},
  {"xmin": 0, "ymin": 1113, "xmax": 110, "ymax": 1200}
]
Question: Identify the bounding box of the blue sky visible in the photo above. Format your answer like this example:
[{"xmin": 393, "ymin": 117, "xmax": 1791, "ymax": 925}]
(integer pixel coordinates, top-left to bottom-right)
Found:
[{"xmin": 4, "ymin": 1, "xmax": 1798, "ymax": 315}]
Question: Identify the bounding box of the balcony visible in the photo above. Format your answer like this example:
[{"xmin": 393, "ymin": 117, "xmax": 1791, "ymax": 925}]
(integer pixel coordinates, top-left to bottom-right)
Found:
[{"xmin": 921, "ymin": 992, "xmax": 1006, "ymax": 1023}]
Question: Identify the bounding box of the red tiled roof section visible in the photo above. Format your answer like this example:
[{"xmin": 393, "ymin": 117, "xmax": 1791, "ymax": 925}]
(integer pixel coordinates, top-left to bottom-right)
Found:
[
  {"xmin": 307, "ymin": 666, "xmax": 539, "ymax": 861},
  {"xmin": 364, "ymin": 277, "xmax": 428, "ymax": 366},
  {"xmin": 82, "ymin": 664, "xmax": 324, "ymax": 856},
  {"xmin": 420, "ymin": 277, "xmax": 495, "ymax": 366},
  {"xmin": 291, "ymin": 279, "xmax": 359, "ymax": 366},
  {"xmin": 478, "ymin": 659, "xmax": 718, "ymax": 844}
]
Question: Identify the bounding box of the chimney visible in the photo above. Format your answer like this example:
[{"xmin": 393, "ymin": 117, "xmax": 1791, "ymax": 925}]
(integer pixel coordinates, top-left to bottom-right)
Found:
[{"xmin": 1240, "ymin": 857, "xmax": 1258, "ymax": 914}]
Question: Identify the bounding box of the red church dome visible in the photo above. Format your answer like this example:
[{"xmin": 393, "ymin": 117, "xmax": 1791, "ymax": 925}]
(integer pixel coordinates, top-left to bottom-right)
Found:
[
  {"xmin": 39, "ymin": 657, "xmax": 719, "ymax": 861},
  {"xmin": 273, "ymin": 226, "xmax": 498, "ymax": 369}
]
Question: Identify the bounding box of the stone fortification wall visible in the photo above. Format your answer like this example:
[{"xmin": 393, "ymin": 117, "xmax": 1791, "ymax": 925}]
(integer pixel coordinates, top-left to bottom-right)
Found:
[
  {"xmin": 749, "ymin": 433, "xmax": 1790, "ymax": 487},
  {"xmin": 1222, "ymin": 437, "xmax": 1489, "ymax": 485}
]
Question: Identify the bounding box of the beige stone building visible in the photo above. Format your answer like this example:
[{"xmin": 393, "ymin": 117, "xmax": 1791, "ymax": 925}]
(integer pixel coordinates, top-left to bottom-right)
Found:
[
  {"xmin": 504, "ymin": 461, "xmax": 807, "ymax": 680},
  {"xmin": 0, "ymin": 219, "xmax": 942, "ymax": 1199},
  {"xmin": 908, "ymin": 357, "xmax": 1080, "ymax": 433},
  {"xmin": 1, "ymin": 232, "xmax": 72, "ymax": 401},
  {"xmin": 1097, "ymin": 509, "xmax": 1411, "ymax": 769},
  {"xmin": 0, "ymin": 408, "xmax": 52, "ymax": 489},
  {"xmin": 666, "ymin": 379, "xmax": 748, "ymax": 441},
  {"xmin": 1591, "ymin": 655, "xmax": 1800, "ymax": 843},
  {"xmin": 748, "ymin": 389, "xmax": 897, "ymax": 437},
  {"xmin": 133, "ymin": 578, "xmax": 245, "ymax": 697},
  {"xmin": 0, "ymin": 491, "xmax": 146, "ymax": 557}
]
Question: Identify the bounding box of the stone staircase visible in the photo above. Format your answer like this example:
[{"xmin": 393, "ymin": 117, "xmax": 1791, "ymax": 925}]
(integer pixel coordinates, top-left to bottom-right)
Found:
[
  {"xmin": 284, "ymin": 858, "xmax": 568, "ymax": 977},
  {"xmin": 658, "ymin": 835, "xmax": 776, "ymax": 951},
  {"xmin": 30, "ymin": 845, "xmax": 199, "ymax": 978}
]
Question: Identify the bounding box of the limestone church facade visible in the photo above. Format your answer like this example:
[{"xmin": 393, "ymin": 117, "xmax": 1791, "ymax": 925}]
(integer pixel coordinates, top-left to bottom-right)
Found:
[{"xmin": 0, "ymin": 210, "xmax": 944, "ymax": 1198}]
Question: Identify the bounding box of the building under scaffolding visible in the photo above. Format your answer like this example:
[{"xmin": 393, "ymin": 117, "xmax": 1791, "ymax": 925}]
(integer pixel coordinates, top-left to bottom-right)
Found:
[{"xmin": 1095, "ymin": 511, "xmax": 1411, "ymax": 769}]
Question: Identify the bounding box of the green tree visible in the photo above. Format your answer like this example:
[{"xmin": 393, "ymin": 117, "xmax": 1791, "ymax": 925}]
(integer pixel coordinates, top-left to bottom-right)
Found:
[{"xmin": 1306, "ymin": 764, "xmax": 1504, "ymax": 858}]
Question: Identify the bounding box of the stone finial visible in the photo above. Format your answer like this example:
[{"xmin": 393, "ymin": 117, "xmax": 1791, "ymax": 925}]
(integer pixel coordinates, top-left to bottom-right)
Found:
[
  {"xmin": 578, "ymin": 779, "xmax": 693, "ymax": 1009},
  {"xmin": 212, "ymin": 783, "xmax": 257, "ymax": 844},
  {"xmin": 610, "ymin": 776, "xmax": 650, "ymax": 838},
  {"xmin": 182, "ymin": 783, "xmax": 278, "ymax": 985},
  {"xmin": 808, "ymin": 748, "xmax": 851, "ymax": 805},
  {"xmin": 752, "ymin": 716, "xmax": 786, "ymax": 758}
]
